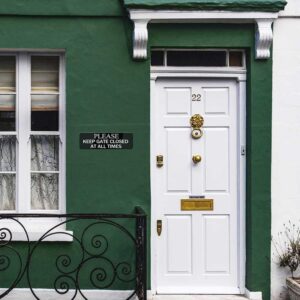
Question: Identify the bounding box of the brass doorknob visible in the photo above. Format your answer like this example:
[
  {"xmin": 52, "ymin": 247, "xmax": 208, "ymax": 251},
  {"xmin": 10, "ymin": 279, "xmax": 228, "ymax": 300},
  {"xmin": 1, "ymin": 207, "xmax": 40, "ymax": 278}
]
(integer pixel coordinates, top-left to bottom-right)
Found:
[{"xmin": 192, "ymin": 155, "xmax": 202, "ymax": 164}]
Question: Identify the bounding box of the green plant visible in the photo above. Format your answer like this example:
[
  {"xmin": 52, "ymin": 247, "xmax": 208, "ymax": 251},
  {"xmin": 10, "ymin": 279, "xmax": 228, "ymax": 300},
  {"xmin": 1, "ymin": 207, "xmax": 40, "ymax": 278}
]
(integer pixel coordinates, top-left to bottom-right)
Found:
[{"xmin": 273, "ymin": 221, "xmax": 300, "ymax": 278}]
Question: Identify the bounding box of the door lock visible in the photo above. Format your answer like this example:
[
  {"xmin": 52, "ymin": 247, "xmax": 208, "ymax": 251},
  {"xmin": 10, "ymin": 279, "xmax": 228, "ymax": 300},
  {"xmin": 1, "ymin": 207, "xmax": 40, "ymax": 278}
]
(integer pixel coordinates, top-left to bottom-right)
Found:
[
  {"xmin": 157, "ymin": 220, "xmax": 162, "ymax": 236},
  {"xmin": 156, "ymin": 155, "xmax": 164, "ymax": 167}
]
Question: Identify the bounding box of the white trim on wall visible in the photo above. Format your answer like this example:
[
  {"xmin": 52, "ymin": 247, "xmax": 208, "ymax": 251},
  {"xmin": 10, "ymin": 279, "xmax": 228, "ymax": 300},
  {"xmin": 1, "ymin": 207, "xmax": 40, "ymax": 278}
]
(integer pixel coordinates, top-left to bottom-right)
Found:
[
  {"xmin": 128, "ymin": 9, "xmax": 277, "ymax": 60},
  {"xmin": 0, "ymin": 289, "xmax": 138, "ymax": 300},
  {"xmin": 245, "ymin": 288, "xmax": 263, "ymax": 300},
  {"xmin": 150, "ymin": 68, "xmax": 247, "ymax": 295},
  {"xmin": 0, "ymin": 289, "xmax": 260, "ymax": 300}
]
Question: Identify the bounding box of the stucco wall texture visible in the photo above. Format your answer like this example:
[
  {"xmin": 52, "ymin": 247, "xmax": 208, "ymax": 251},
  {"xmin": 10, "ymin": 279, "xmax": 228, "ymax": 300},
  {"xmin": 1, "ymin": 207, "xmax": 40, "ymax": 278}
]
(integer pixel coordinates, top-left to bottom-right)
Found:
[
  {"xmin": 272, "ymin": 0, "xmax": 300, "ymax": 298},
  {"xmin": 0, "ymin": 0, "xmax": 280, "ymax": 297}
]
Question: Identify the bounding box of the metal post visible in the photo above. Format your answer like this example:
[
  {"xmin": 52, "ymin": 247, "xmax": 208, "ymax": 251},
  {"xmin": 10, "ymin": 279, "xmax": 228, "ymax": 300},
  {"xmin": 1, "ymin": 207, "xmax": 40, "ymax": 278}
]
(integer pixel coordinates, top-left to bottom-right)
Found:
[{"xmin": 136, "ymin": 213, "xmax": 147, "ymax": 300}]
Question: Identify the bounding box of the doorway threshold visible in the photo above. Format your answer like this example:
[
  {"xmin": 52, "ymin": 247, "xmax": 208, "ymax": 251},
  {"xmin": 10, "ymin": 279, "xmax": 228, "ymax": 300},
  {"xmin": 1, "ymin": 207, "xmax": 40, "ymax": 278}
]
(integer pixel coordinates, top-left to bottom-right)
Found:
[{"xmin": 150, "ymin": 295, "xmax": 248, "ymax": 300}]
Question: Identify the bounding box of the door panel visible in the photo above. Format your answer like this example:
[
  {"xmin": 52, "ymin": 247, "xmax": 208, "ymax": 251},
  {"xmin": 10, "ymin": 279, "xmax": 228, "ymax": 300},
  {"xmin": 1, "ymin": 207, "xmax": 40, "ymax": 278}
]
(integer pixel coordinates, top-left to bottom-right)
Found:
[
  {"xmin": 166, "ymin": 128, "xmax": 191, "ymax": 192},
  {"xmin": 153, "ymin": 78, "xmax": 240, "ymax": 294},
  {"xmin": 204, "ymin": 128, "xmax": 229, "ymax": 192},
  {"xmin": 166, "ymin": 215, "xmax": 192, "ymax": 273},
  {"xmin": 203, "ymin": 87, "xmax": 229, "ymax": 115},
  {"xmin": 166, "ymin": 88, "xmax": 191, "ymax": 115},
  {"xmin": 204, "ymin": 215, "xmax": 230, "ymax": 273}
]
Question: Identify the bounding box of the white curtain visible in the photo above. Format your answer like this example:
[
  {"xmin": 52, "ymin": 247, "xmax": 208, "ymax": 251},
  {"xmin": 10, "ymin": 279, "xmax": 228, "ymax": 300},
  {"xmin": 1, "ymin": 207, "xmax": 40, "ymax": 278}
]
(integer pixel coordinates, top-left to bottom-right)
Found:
[
  {"xmin": 0, "ymin": 136, "xmax": 16, "ymax": 210},
  {"xmin": 31, "ymin": 135, "xmax": 59, "ymax": 210},
  {"xmin": 0, "ymin": 175, "xmax": 15, "ymax": 210}
]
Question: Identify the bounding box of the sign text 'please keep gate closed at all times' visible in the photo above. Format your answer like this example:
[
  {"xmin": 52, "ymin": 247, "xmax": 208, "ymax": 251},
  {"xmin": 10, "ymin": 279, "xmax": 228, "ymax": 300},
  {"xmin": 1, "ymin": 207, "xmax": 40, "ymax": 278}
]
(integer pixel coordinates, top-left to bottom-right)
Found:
[{"xmin": 80, "ymin": 133, "xmax": 133, "ymax": 150}]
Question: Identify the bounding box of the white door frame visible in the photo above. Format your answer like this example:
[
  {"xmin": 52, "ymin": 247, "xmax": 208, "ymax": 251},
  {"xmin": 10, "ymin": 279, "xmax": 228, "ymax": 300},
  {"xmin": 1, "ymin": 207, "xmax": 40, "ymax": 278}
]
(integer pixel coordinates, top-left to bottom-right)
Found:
[{"xmin": 150, "ymin": 68, "xmax": 247, "ymax": 296}]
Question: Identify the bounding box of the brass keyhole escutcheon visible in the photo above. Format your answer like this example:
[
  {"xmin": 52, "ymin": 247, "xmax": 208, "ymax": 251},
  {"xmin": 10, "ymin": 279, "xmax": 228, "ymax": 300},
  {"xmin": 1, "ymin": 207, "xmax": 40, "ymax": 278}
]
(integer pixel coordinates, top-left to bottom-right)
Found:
[
  {"xmin": 191, "ymin": 129, "xmax": 203, "ymax": 139},
  {"xmin": 190, "ymin": 114, "xmax": 204, "ymax": 140},
  {"xmin": 156, "ymin": 155, "xmax": 164, "ymax": 167},
  {"xmin": 192, "ymin": 155, "xmax": 202, "ymax": 164}
]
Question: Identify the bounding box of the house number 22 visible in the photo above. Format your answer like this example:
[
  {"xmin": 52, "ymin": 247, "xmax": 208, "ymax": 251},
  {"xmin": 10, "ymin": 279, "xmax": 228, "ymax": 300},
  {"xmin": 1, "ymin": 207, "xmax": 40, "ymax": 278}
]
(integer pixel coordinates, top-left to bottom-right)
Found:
[{"xmin": 192, "ymin": 94, "xmax": 201, "ymax": 101}]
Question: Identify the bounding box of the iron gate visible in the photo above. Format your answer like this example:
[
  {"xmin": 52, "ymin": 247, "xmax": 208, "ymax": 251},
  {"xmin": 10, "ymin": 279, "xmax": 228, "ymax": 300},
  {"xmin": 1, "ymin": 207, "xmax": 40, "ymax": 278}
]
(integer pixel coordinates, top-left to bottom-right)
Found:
[{"xmin": 0, "ymin": 207, "xmax": 147, "ymax": 300}]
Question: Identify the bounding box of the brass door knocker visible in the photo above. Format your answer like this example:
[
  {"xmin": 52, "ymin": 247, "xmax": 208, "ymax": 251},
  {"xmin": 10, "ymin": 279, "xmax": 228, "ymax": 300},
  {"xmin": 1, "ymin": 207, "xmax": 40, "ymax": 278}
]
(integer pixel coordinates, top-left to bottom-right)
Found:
[{"xmin": 190, "ymin": 114, "xmax": 204, "ymax": 139}]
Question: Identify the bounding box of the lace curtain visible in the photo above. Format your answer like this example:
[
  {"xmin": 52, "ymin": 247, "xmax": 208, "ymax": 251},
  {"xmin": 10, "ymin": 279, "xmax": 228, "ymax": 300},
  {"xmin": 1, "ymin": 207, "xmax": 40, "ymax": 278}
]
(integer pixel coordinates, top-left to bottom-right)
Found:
[
  {"xmin": 0, "ymin": 135, "xmax": 59, "ymax": 210},
  {"xmin": 0, "ymin": 136, "xmax": 15, "ymax": 210},
  {"xmin": 31, "ymin": 135, "xmax": 59, "ymax": 210}
]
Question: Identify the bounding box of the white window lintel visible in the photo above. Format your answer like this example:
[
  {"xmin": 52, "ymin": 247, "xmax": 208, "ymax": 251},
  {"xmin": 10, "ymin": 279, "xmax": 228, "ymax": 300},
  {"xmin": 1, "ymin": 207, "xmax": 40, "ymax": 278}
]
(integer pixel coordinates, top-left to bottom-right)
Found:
[{"xmin": 128, "ymin": 10, "xmax": 278, "ymax": 60}]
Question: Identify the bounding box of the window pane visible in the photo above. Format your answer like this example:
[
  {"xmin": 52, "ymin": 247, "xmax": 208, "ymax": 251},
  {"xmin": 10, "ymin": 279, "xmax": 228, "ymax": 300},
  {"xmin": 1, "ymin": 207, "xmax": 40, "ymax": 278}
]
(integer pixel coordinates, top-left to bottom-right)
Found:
[
  {"xmin": 167, "ymin": 51, "xmax": 227, "ymax": 67},
  {"xmin": 31, "ymin": 111, "xmax": 59, "ymax": 131},
  {"xmin": 31, "ymin": 94, "xmax": 59, "ymax": 131},
  {"xmin": 151, "ymin": 50, "xmax": 164, "ymax": 66},
  {"xmin": 0, "ymin": 174, "xmax": 16, "ymax": 210},
  {"xmin": 229, "ymin": 51, "xmax": 243, "ymax": 67},
  {"xmin": 0, "ymin": 56, "xmax": 16, "ymax": 93},
  {"xmin": 31, "ymin": 94, "xmax": 58, "ymax": 111},
  {"xmin": 31, "ymin": 135, "xmax": 59, "ymax": 171},
  {"xmin": 0, "ymin": 95, "xmax": 15, "ymax": 131},
  {"xmin": 31, "ymin": 56, "xmax": 59, "ymax": 92},
  {"xmin": 0, "ymin": 136, "xmax": 16, "ymax": 171},
  {"xmin": 31, "ymin": 173, "xmax": 58, "ymax": 210}
]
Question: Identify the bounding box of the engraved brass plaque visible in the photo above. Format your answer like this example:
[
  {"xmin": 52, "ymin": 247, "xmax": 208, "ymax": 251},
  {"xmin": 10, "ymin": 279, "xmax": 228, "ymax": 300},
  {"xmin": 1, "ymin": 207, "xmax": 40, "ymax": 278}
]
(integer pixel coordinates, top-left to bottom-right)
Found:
[{"xmin": 181, "ymin": 199, "xmax": 214, "ymax": 211}]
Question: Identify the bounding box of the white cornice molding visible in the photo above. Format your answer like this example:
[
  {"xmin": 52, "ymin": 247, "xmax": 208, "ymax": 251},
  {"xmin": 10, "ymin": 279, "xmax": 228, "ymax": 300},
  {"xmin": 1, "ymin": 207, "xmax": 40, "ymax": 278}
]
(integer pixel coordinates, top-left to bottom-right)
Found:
[{"xmin": 128, "ymin": 10, "xmax": 278, "ymax": 60}]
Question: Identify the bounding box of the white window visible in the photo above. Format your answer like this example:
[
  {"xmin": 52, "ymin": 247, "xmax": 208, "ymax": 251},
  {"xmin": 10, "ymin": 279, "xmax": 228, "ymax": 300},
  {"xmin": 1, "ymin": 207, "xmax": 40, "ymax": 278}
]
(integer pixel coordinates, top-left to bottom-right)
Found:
[{"xmin": 0, "ymin": 53, "xmax": 65, "ymax": 214}]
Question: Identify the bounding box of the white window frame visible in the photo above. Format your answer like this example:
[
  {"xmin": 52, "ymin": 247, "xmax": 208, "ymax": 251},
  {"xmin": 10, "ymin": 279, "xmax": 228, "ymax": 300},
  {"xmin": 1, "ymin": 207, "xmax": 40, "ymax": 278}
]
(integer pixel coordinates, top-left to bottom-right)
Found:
[
  {"xmin": 151, "ymin": 48, "xmax": 247, "ymax": 71},
  {"xmin": 0, "ymin": 52, "xmax": 70, "ymax": 241}
]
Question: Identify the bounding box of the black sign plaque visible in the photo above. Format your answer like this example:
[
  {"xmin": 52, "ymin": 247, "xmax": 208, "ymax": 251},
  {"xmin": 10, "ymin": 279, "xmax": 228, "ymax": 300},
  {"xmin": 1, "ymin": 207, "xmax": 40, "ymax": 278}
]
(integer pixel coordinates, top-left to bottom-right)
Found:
[{"xmin": 80, "ymin": 133, "xmax": 133, "ymax": 150}]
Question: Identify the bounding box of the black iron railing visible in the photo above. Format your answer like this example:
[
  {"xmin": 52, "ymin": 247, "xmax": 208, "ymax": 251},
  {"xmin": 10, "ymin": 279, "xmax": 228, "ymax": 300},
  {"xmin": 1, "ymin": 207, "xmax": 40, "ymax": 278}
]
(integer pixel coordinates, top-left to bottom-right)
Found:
[{"xmin": 0, "ymin": 206, "xmax": 147, "ymax": 300}]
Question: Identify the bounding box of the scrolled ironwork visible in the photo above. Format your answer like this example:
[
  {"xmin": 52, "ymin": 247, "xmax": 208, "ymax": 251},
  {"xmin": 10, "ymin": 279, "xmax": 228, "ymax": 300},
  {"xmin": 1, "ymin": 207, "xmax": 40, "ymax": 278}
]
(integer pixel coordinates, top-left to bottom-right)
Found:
[
  {"xmin": 0, "ymin": 208, "xmax": 147, "ymax": 300},
  {"xmin": 54, "ymin": 274, "xmax": 77, "ymax": 296},
  {"xmin": 0, "ymin": 228, "xmax": 12, "ymax": 246},
  {"xmin": 0, "ymin": 255, "xmax": 10, "ymax": 271},
  {"xmin": 116, "ymin": 262, "xmax": 135, "ymax": 282},
  {"xmin": 85, "ymin": 257, "xmax": 116, "ymax": 289}
]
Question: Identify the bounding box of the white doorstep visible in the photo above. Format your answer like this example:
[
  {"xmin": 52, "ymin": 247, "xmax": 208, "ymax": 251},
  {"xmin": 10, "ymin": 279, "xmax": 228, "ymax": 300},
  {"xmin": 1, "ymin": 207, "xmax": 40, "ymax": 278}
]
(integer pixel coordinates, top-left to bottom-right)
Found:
[{"xmin": 150, "ymin": 296, "xmax": 248, "ymax": 300}]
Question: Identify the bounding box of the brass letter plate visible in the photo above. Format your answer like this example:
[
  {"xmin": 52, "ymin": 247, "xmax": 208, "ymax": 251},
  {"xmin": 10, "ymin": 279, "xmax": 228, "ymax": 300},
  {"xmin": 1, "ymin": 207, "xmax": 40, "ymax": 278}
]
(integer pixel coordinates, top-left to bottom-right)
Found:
[{"xmin": 181, "ymin": 199, "xmax": 214, "ymax": 211}]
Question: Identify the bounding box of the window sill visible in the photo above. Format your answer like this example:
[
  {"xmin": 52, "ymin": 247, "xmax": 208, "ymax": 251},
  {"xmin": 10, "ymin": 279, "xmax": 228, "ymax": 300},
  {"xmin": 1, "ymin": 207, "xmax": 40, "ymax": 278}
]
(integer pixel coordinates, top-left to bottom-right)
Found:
[
  {"xmin": 0, "ymin": 218, "xmax": 73, "ymax": 242},
  {"xmin": 9, "ymin": 230, "xmax": 74, "ymax": 242}
]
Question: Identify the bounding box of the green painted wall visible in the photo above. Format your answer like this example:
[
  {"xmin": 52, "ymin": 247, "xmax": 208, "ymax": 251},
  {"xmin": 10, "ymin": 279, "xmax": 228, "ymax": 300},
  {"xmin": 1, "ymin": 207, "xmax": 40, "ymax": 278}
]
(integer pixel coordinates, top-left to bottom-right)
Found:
[
  {"xmin": 0, "ymin": 0, "xmax": 123, "ymax": 16},
  {"xmin": 246, "ymin": 55, "xmax": 272, "ymax": 298},
  {"xmin": 0, "ymin": 15, "xmax": 151, "ymax": 292},
  {"xmin": 0, "ymin": 6, "xmax": 272, "ymax": 300},
  {"xmin": 0, "ymin": 15, "xmax": 149, "ymax": 215}
]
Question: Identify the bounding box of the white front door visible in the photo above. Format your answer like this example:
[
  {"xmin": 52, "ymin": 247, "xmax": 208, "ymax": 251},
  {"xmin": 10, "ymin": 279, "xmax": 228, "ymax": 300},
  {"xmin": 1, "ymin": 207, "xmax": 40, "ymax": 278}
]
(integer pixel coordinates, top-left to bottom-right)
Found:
[{"xmin": 152, "ymin": 77, "xmax": 244, "ymax": 294}]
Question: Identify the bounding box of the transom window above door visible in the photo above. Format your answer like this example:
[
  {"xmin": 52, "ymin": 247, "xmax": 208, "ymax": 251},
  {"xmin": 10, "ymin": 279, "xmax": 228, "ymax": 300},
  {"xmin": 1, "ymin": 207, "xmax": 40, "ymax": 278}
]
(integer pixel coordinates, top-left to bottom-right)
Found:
[
  {"xmin": 151, "ymin": 49, "xmax": 245, "ymax": 68},
  {"xmin": 0, "ymin": 53, "xmax": 65, "ymax": 213}
]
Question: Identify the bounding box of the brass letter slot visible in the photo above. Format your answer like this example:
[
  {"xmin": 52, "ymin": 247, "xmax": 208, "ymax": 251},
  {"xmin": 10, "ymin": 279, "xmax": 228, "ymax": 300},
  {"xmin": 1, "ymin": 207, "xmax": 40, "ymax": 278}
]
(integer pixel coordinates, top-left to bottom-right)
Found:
[{"xmin": 181, "ymin": 199, "xmax": 214, "ymax": 211}]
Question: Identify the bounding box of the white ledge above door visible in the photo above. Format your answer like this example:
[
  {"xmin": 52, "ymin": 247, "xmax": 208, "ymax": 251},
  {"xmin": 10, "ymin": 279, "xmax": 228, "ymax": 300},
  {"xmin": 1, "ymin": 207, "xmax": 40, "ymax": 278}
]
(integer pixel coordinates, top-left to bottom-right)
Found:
[{"xmin": 128, "ymin": 10, "xmax": 278, "ymax": 60}]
